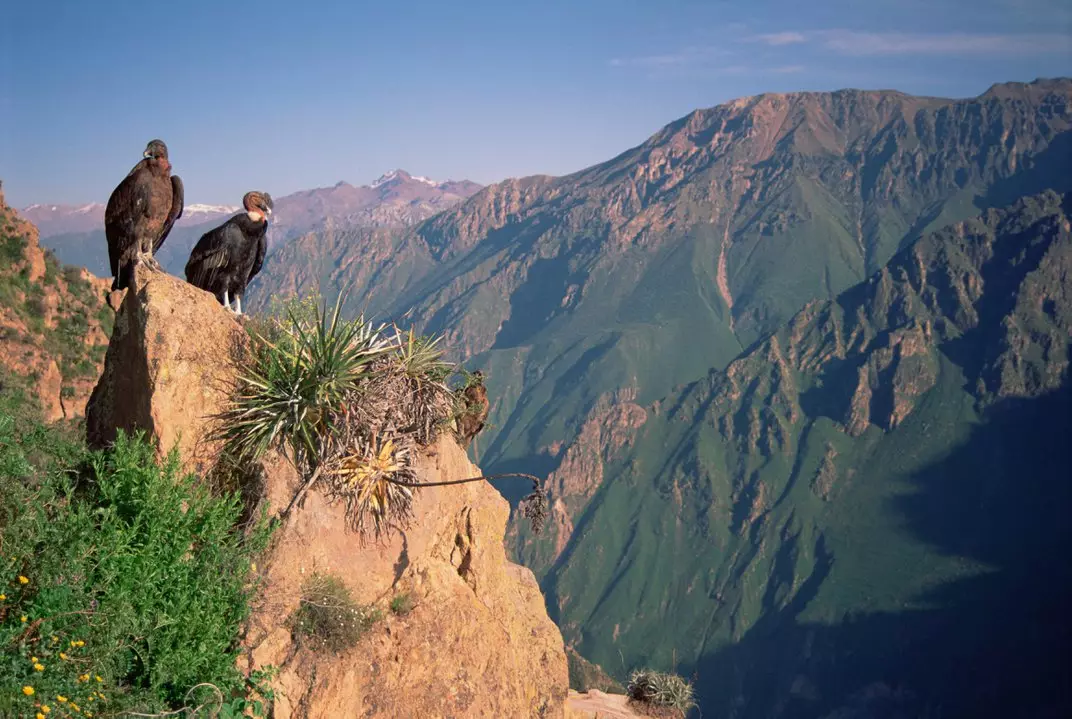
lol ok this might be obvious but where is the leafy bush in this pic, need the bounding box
[389,592,414,616]
[0,232,26,263]
[0,412,273,716]
[627,669,696,717]
[290,573,382,653]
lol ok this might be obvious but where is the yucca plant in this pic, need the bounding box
[217,293,394,480]
[394,325,454,383]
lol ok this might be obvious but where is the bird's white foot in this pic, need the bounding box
[222,290,232,312]
[234,296,243,316]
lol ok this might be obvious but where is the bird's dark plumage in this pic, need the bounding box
[184,191,273,314]
[104,139,183,291]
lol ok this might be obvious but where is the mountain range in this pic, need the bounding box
[242,77,1072,716]
[27,169,482,279]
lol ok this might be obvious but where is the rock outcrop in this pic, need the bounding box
[86,267,246,477]
[85,270,570,717]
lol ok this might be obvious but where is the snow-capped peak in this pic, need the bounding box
[184,203,241,215]
[370,170,441,189]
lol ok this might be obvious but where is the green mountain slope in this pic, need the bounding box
[251,80,1071,491]
[532,191,1072,717]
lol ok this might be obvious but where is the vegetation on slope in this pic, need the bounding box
[0,190,111,422]
[0,392,273,716]
[534,191,1072,717]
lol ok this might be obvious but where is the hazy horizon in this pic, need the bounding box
[2,0,1069,207]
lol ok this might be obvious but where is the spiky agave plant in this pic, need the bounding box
[394,325,454,383]
[217,292,394,482]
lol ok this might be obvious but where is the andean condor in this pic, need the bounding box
[184,191,274,315]
[104,139,184,291]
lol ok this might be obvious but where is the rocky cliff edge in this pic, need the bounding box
[85,269,570,717]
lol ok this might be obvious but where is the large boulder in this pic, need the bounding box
[85,267,246,476]
[84,268,570,717]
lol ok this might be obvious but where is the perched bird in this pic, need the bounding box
[104,139,184,290]
[456,370,489,449]
[184,191,274,315]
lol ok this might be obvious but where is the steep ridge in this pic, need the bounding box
[530,191,1072,717]
[0,183,112,422]
[251,79,1072,518]
[84,269,571,717]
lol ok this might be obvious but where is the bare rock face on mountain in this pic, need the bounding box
[83,270,570,717]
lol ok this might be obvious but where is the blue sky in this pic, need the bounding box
[1,0,1069,207]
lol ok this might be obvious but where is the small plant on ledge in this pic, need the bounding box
[290,572,383,653]
[626,669,697,718]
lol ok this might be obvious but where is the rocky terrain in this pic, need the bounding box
[0,184,112,422]
[81,267,643,717]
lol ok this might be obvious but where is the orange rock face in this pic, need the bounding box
[85,268,246,476]
[247,437,569,718]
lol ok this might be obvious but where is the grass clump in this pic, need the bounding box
[0,406,274,716]
[290,573,383,653]
[626,669,696,717]
[389,592,415,616]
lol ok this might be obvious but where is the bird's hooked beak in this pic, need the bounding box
[143,151,152,159]
[265,206,273,217]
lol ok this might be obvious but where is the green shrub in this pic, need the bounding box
[290,573,382,653]
[389,592,414,616]
[0,413,273,716]
[627,669,696,717]
[0,232,26,263]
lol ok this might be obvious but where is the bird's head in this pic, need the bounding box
[243,191,274,222]
[143,139,170,169]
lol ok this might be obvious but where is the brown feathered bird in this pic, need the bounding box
[104,139,184,290]
[457,371,489,449]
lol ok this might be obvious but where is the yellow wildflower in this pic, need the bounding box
[34,663,45,671]
[37,713,45,719]
[85,714,93,718]
[95,675,102,682]
[51,636,58,643]
[59,652,68,660]
[18,575,29,584]
[0,593,6,600]
[57,695,67,703]
[41,707,51,714]
[22,686,34,696]
[70,703,80,712]
[31,656,38,662]
[78,673,89,682]
[21,615,27,622]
